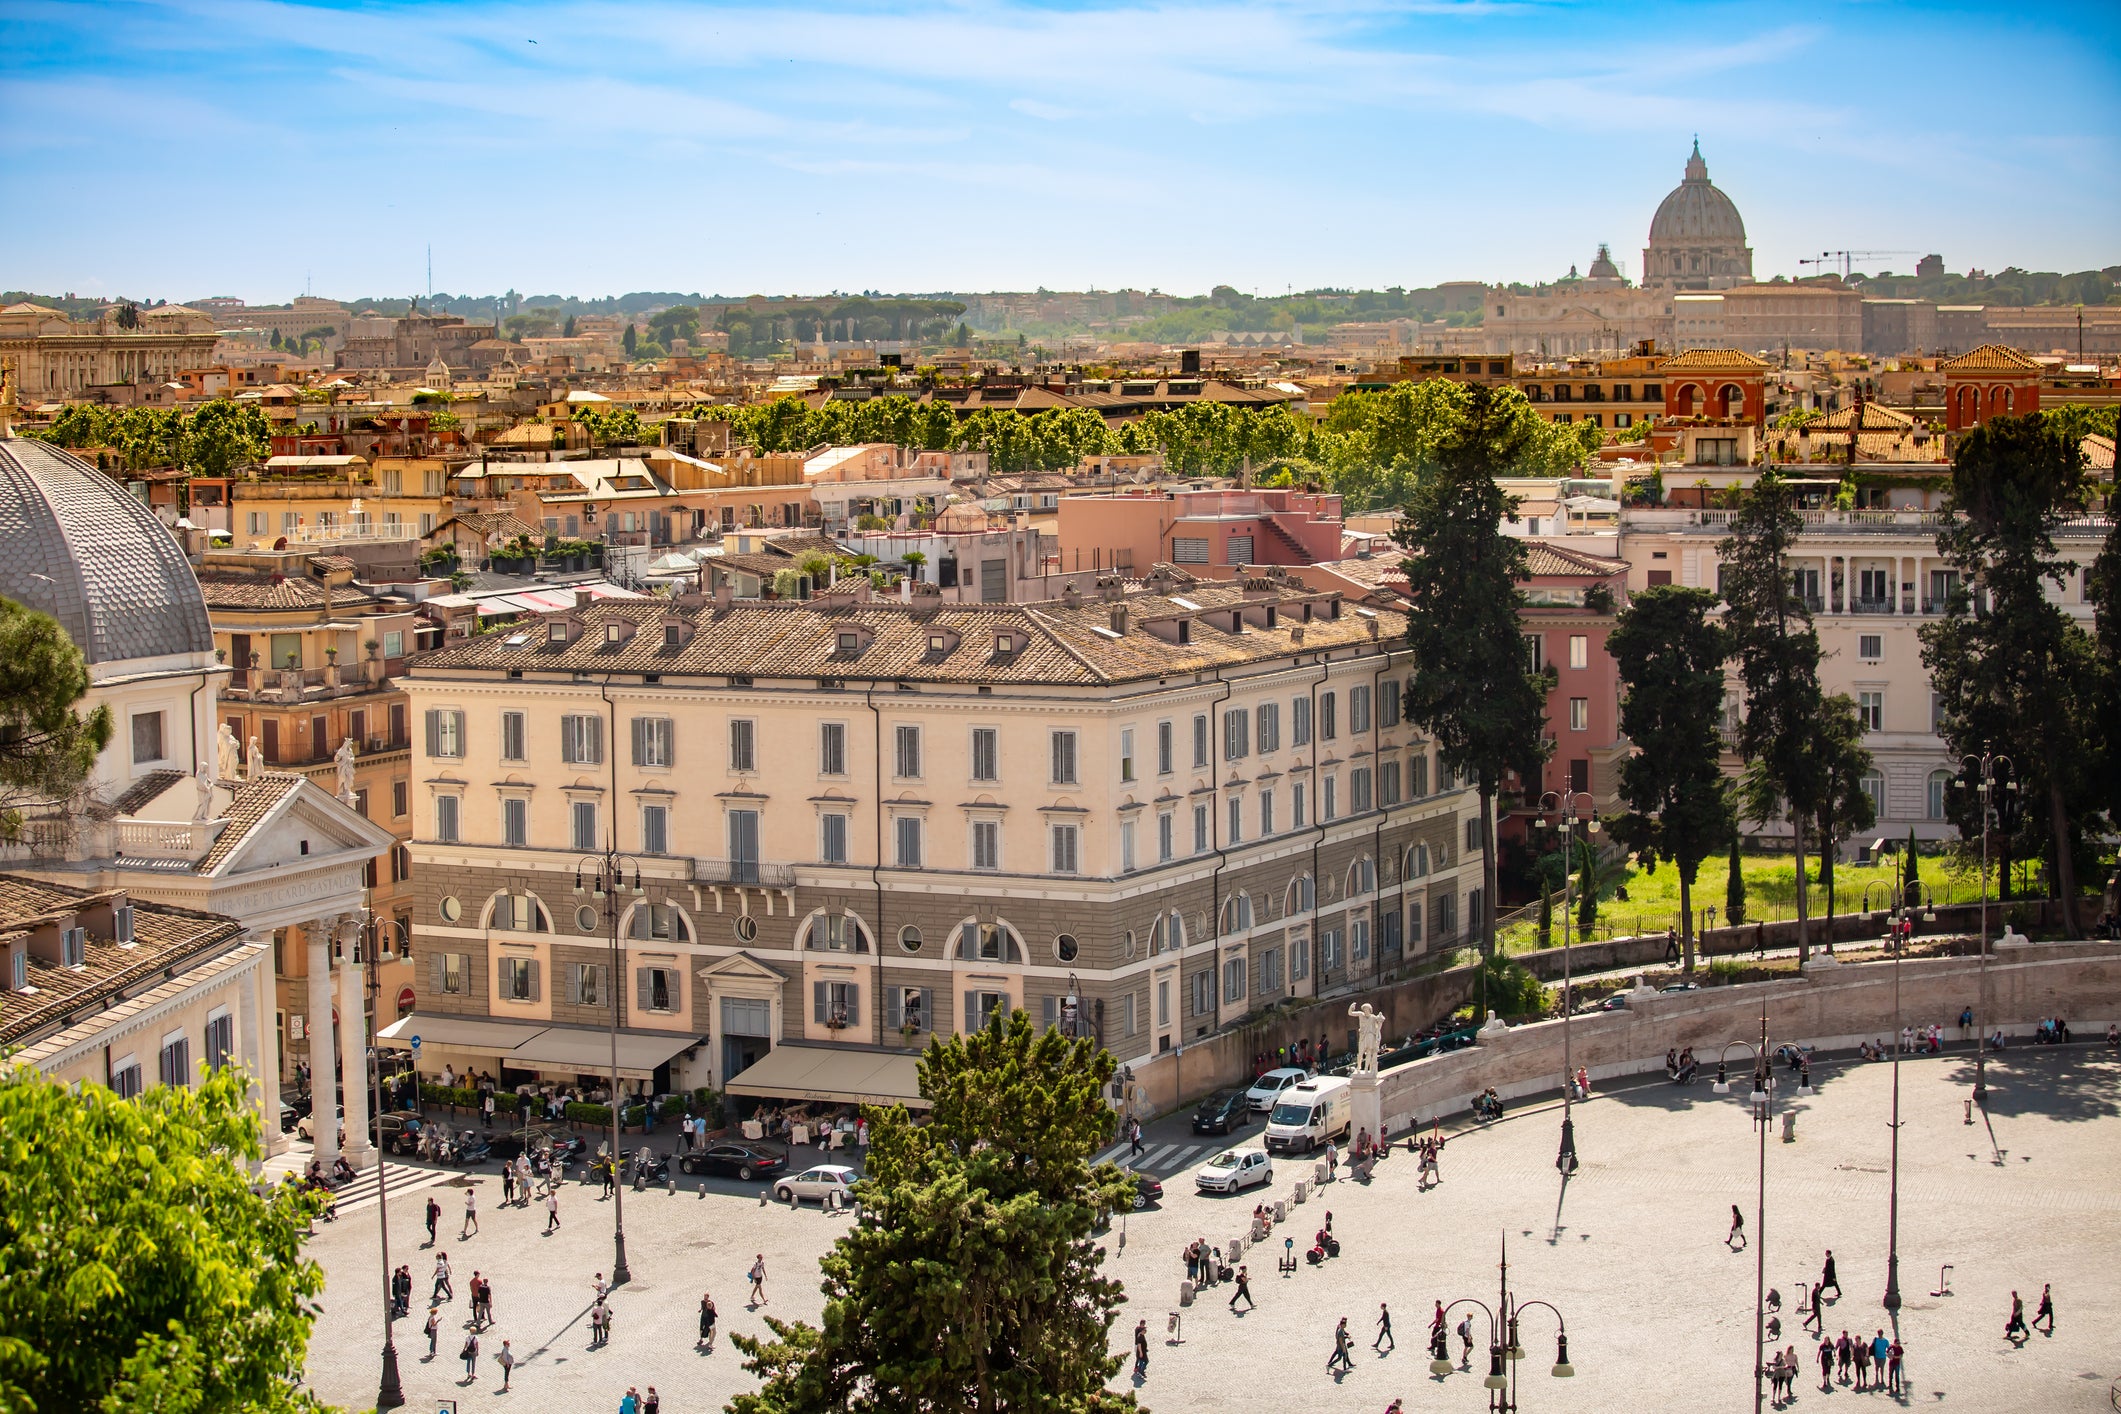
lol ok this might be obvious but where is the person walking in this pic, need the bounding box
[1228,1264,1254,1311]
[1134,1318,1150,1377]
[1816,1334,1834,1390]
[432,1253,454,1304]
[1128,1116,1144,1158]
[749,1253,769,1307]
[501,1162,515,1207]
[642,1387,660,1414]
[1886,1336,1904,1394]
[1819,1249,1841,1301]
[1835,1330,1852,1384]
[2033,1283,2054,1334]
[1457,1313,1475,1369]
[1853,1328,1871,1389]
[2004,1290,2028,1344]
[495,1339,515,1391]
[1327,1316,1354,1374]
[425,1307,441,1358]
[462,1186,478,1238]
[460,1330,479,1382]
[1726,1204,1746,1251]
[425,1194,440,1246]
[1374,1301,1394,1352]
[619,1387,638,1414]
[699,1292,718,1348]
[1870,1330,1890,1387]
[545,1188,560,1233]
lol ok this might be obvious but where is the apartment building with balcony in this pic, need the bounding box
[1057,488,1346,579]
[395,567,1483,1111]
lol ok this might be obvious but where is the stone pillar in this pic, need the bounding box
[1350,1068,1382,1150]
[336,917,374,1170]
[238,947,287,1158]
[252,938,285,1154]
[304,923,340,1169]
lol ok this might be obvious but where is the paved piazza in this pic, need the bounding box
[299,1045,2120,1412]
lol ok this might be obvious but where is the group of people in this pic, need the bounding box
[1471,1088,1505,1122]
[1252,1035,1333,1078]
[1411,1133,1443,1190]
[1664,1048,1700,1084]
[1797,1328,1905,1399]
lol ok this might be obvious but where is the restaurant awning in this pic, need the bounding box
[722,1043,930,1109]
[376,1014,548,1053]
[505,1027,698,1081]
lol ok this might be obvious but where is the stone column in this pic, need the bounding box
[336,917,374,1170]
[252,938,285,1155]
[1350,1068,1383,1151]
[304,922,340,1169]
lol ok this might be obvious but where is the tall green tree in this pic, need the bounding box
[0,597,113,815]
[0,1064,326,1414]
[1920,414,2103,935]
[1902,827,1922,908]
[1719,472,1829,960]
[1811,693,1877,941]
[183,398,270,478]
[731,1010,1138,1414]
[1607,586,1734,976]
[1395,385,1555,957]
[1724,832,1747,927]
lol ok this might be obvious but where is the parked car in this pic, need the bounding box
[489,1124,567,1161]
[1190,1089,1250,1135]
[1132,1173,1164,1209]
[1194,1147,1273,1194]
[375,1111,426,1154]
[774,1164,861,1206]
[1244,1067,1309,1112]
[680,1141,788,1182]
[297,1108,341,1144]
[1660,981,1701,994]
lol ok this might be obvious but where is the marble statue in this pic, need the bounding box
[216,722,242,782]
[248,735,263,776]
[334,736,358,800]
[1349,1001,1384,1073]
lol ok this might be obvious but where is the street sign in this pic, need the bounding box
[410,1035,422,1052]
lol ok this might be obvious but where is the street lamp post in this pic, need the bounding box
[1873,882,1935,1315]
[363,910,406,1409]
[1956,754,2018,1111]
[1429,1231,1574,1410]
[574,852,645,1287]
[1536,790,1596,1177]
[1712,1007,1773,1414]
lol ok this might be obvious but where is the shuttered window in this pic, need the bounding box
[641,804,669,855]
[638,966,679,1014]
[1222,708,1248,761]
[1256,702,1279,754]
[728,719,756,772]
[564,963,607,1006]
[435,795,461,844]
[560,714,603,765]
[886,986,935,1032]
[1050,730,1078,785]
[895,816,924,868]
[158,1035,191,1088]
[1349,685,1371,734]
[820,812,848,864]
[632,717,674,768]
[814,980,859,1024]
[502,798,527,847]
[571,800,599,851]
[1224,534,1254,565]
[971,728,998,782]
[501,711,526,762]
[425,709,465,759]
[819,722,847,776]
[1172,537,1209,564]
[894,725,922,779]
[1292,695,1312,746]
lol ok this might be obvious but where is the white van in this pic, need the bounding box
[1263,1075,1352,1154]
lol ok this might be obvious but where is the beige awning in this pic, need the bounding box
[722,1043,929,1109]
[377,1013,547,1052]
[505,1026,697,1081]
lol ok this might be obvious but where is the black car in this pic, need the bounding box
[1132,1173,1164,1209]
[678,1141,789,1182]
[376,1111,426,1154]
[1191,1090,1250,1135]
[490,1124,569,1161]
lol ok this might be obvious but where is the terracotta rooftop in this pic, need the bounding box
[411,574,1399,688]
[1660,349,1771,372]
[1522,541,1629,577]
[196,772,305,874]
[0,875,246,1047]
[198,573,381,613]
[1940,343,2043,373]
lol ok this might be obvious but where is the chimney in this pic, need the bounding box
[574,589,593,610]
[1061,582,1082,608]
[1109,605,1129,635]
[713,581,734,610]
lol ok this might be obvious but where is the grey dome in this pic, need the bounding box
[0,438,213,664]
[1649,141,1747,244]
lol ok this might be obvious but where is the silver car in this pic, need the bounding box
[1194,1147,1273,1194]
[773,1163,860,1206]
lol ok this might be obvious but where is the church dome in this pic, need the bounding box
[1649,141,1747,244]
[0,437,214,664]
[1587,243,1621,280]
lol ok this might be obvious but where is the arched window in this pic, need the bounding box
[1286,875,1315,915]
[627,901,691,942]
[954,921,1023,963]
[1219,893,1253,936]
[1957,386,1975,421]
[1149,909,1184,955]
[1718,384,1744,418]
[1406,843,1430,879]
[1927,769,1953,822]
[1347,856,1376,897]
[805,911,871,953]
[1676,383,1700,416]
[1860,770,1886,823]
[485,891,551,932]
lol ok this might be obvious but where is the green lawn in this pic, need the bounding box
[1500,850,1986,952]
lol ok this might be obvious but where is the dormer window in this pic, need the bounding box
[663,625,681,648]
[605,623,625,643]
[995,633,1016,655]
[548,622,570,644]
[1176,620,1191,645]
[838,631,860,654]
[929,634,948,652]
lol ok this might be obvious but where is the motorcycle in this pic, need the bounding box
[444,1129,492,1167]
[628,1149,670,1187]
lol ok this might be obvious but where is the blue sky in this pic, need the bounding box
[3,0,2116,303]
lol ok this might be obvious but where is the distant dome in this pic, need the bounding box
[1587,243,1621,280]
[0,438,213,664]
[1649,141,1747,244]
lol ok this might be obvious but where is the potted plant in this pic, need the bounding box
[365,638,381,659]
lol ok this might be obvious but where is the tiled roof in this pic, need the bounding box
[88,769,188,821]
[1810,402,1916,432]
[196,772,305,874]
[198,573,380,612]
[412,577,1400,688]
[1939,343,2042,373]
[1522,542,1628,576]
[2084,434,2115,472]
[1659,349,1770,372]
[0,875,246,1047]
[430,511,544,544]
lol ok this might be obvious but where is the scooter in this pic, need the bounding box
[448,1129,492,1167]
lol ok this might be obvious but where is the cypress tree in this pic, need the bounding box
[1725,832,1748,927]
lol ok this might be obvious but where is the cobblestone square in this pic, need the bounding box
[299,1045,2120,1412]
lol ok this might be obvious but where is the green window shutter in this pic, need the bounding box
[814,981,829,1024]
[886,988,902,1030]
[526,960,540,1002]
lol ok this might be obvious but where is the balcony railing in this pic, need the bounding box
[115,819,215,860]
[291,522,419,543]
[695,857,796,887]
[1850,598,1893,614]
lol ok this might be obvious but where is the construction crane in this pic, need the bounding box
[1797,250,1918,279]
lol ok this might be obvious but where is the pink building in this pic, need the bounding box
[1508,541,1630,841]
[1056,487,1345,575]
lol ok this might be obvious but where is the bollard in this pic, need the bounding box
[788,1186,800,1208]
[759,1188,769,1206]
[828,1189,840,1211]
[1314,1161,1328,1186]
[667,1175,677,1195]
[1781,1111,1796,1143]
[1179,1279,1195,1306]
[1273,1200,1287,1223]
[699,1182,708,1200]
[1293,1180,1307,1204]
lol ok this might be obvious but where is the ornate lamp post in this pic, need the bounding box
[1954,754,2018,1110]
[1428,1231,1574,1409]
[1869,881,1935,1314]
[1711,1006,1773,1414]
[574,851,644,1286]
[361,910,407,1409]
[1534,790,1596,1176]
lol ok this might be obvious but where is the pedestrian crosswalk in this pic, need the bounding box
[1094,1140,1211,1177]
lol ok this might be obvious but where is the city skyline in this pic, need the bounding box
[3,0,2117,303]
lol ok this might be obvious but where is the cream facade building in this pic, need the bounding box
[398,568,1485,1108]
[0,302,221,397]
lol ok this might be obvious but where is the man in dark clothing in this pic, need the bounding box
[1328,1317,1353,1373]
[425,1195,440,1245]
[1819,1249,1841,1300]
[1228,1265,1253,1311]
[2033,1283,2054,1334]
[1134,1319,1149,1375]
[1374,1302,1394,1352]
